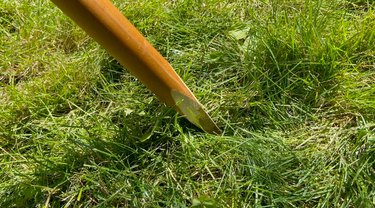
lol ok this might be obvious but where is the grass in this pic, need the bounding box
[1,0,374,207]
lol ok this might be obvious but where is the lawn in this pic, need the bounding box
[1,0,374,207]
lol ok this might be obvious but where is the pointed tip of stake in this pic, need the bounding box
[196,110,222,135]
[171,90,221,135]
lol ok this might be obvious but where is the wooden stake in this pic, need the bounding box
[50,0,221,134]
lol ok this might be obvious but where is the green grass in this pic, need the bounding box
[1,0,374,207]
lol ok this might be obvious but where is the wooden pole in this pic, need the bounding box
[50,0,221,134]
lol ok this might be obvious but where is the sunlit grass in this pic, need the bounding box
[1,0,374,207]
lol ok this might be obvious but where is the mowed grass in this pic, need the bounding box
[1,0,374,207]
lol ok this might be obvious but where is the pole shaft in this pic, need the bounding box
[51,0,192,106]
[50,0,221,134]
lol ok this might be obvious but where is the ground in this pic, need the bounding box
[0,0,374,207]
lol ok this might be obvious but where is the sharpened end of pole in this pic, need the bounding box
[171,90,221,135]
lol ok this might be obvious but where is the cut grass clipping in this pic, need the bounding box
[1,0,374,207]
